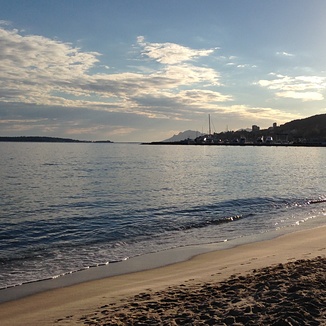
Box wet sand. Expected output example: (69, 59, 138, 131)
(0, 226, 325, 325)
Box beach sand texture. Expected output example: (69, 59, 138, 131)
(0, 226, 325, 325)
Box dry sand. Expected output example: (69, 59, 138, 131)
(0, 226, 325, 325)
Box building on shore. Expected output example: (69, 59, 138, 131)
(252, 125, 260, 132)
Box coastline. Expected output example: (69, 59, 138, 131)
(0, 220, 321, 304)
(0, 225, 325, 325)
(142, 141, 326, 147)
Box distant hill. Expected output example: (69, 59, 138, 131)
(277, 114, 326, 139)
(163, 130, 203, 142)
(0, 136, 84, 142)
(0, 136, 113, 143)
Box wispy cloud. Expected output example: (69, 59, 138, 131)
(236, 64, 257, 69)
(0, 27, 100, 106)
(275, 91, 324, 101)
(0, 20, 11, 26)
(231, 105, 301, 122)
(276, 51, 294, 57)
(137, 36, 217, 65)
(258, 73, 326, 101)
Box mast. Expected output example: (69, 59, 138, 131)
(208, 114, 211, 136)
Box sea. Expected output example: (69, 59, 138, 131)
(0, 142, 325, 291)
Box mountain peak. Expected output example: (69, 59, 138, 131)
(163, 130, 203, 142)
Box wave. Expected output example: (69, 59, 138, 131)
(1, 195, 324, 275)
(1, 194, 325, 291)
(308, 198, 326, 204)
(0, 261, 110, 291)
(1, 196, 323, 252)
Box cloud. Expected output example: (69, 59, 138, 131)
(224, 55, 257, 69)
(275, 91, 323, 101)
(236, 64, 257, 69)
(0, 26, 232, 139)
(258, 74, 326, 101)
(0, 26, 307, 141)
(0, 28, 221, 112)
(0, 20, 11, 26)
(177, 89, 233, 104)
(276, 51, 294, 57)
(231, 105, 301, 122)
(88, 63, 220, 98)
(0, 27, 100, 106)
(137, 36, 217, 65)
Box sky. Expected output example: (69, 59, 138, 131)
(1, 1, 326, 142)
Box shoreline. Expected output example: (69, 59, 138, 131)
(0, 220, 321, 304)
(142, 141, 326, 147)
(0, 225, 325, 325)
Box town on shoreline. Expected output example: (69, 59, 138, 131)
(145, 113, 326, 147)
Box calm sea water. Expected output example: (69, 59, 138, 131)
(0, 143, 325, 289)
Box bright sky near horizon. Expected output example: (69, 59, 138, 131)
(1, 1, 326, 142)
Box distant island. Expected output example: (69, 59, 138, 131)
(144, 113, 326, 147)
(0, 136, 113, 143)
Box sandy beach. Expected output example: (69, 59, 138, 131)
(0, 226, 325, 325)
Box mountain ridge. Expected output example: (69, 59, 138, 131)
(163, 130, 203, 142)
